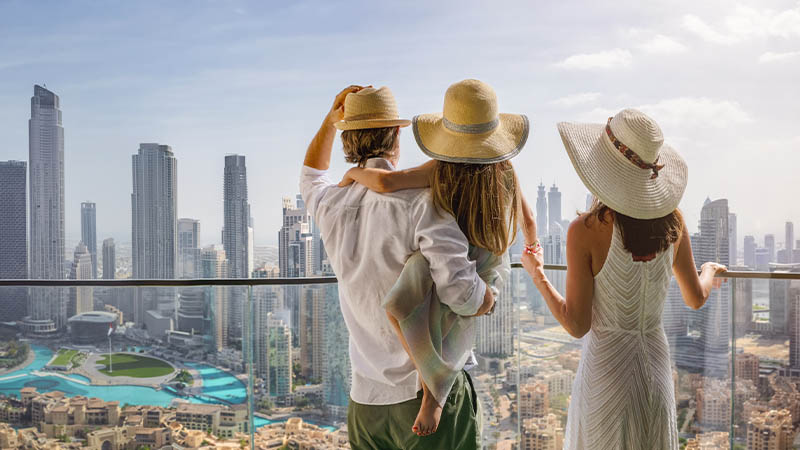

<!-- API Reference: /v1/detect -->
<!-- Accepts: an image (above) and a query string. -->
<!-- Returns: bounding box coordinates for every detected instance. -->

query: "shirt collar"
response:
[364,158,397,171]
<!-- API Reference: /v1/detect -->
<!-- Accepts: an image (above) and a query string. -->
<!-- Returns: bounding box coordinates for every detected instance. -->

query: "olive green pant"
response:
[348,370,482,450]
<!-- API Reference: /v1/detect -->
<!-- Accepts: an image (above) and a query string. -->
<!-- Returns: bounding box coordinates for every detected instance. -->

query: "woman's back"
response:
[566,220,678,450]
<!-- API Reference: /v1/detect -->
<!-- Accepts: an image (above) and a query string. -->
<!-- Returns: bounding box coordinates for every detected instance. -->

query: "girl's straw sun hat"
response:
[334,86,411,131]
[558,108,688,220]
[413,79,529,164]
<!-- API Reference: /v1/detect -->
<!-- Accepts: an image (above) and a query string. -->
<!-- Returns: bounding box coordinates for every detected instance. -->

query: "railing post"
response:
[246,285,256,450]
[730,277,736,448]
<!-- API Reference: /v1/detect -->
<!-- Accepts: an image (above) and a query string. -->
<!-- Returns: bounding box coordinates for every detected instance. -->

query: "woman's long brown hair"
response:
[430,160,520,255]
[584,198,683,257]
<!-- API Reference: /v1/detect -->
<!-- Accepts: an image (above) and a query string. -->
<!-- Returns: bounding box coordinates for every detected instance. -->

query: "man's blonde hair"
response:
[341,127,399,167]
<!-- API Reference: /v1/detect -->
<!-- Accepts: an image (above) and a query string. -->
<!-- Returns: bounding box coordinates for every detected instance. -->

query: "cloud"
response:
[550,92,601,107]
[682,15,740,44]
[683,5,800,45]
[554,48,632,70]
[724,5,800,39]
[639,97,752,129]
[758,51,800,63]
[638,34,688,54]
[583,97,751,130]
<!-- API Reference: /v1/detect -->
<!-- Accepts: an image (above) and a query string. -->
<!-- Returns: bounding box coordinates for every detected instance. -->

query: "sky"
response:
[0,0,798,249]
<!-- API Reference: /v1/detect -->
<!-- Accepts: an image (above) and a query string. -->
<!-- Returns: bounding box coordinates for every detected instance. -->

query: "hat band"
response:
[345,111,399,121]
[606,117,665,179]
[442,117,499,134]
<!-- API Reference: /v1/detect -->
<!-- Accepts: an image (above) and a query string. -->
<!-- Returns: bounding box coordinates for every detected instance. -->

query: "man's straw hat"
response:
[558,108,688,220]
[413,79,529,164]
[334,87,411,131]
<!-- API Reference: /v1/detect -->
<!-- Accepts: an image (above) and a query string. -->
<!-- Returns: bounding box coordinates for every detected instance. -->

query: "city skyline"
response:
[1,1,798,245]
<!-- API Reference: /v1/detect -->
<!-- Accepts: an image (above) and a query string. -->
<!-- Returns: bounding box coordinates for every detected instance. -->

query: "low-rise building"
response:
[175,402,249,438]
[521,413,563,450]
[747,409,796,450]
[684,431,729,449]
[519,383,549,420]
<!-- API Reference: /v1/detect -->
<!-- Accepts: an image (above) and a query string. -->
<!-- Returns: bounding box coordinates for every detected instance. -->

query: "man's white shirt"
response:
[300,158,486,405]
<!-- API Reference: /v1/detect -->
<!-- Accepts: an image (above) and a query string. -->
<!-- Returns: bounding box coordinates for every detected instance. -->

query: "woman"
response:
[340,79,537,440]
[522,109,727,449]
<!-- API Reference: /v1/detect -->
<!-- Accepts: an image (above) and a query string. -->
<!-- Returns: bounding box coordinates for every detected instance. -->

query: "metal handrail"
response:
[0,264,797,287]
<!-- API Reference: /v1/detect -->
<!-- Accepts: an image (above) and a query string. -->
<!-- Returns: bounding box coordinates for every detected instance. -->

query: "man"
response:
[300,85,494,449]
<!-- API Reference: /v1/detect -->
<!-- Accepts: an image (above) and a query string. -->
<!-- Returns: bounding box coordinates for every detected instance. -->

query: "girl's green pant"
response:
[347,370,483,450]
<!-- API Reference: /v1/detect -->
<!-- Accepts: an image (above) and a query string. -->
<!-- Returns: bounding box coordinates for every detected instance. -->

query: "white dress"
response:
[565,223,678,450]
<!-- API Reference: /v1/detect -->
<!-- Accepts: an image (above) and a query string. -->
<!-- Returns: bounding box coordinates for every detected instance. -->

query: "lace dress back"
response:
[565,223,678,450]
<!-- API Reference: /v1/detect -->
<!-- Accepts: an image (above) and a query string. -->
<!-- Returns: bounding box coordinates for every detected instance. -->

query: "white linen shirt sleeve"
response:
[411,192,487,316]
[299,165,336,217]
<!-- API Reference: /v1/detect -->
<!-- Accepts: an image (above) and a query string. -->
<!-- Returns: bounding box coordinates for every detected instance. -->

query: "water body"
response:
[0,346,246,408]
[0,346,339,431]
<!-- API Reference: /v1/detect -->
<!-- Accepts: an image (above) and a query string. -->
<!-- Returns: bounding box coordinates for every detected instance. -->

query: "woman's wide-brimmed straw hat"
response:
[334,86,411,131]
[558,108,688,220]
[413,79,529,164]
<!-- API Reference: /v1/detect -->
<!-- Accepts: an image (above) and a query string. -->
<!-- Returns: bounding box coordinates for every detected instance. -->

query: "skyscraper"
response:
[769,263,800,336]
[787,222,795,264]
[201,245,229,351]
[744,235,756,269]
[25,85,66,335]
[176,287,207,334]
[279,195,314,278]
[322,284,350,419]
[299,286,324,381]
[536,183,548,237]
[102,238,115,280]
[266,314,292,400]
[81,202,97,278]
[476,279,514,358]
[279,195,315,339]
[69,242,94,317]
[132,143,177,279]
[788,282,800,370]
[223,155,251,344]
[223,155,251,278]
[132,143,177,325]
[0,161,28,321]
[691,198,731,375]
[177,218,200,279]
[254,288,278,380]
[728,213,737,266]
[547,184,562,237]
[765,234,776,263]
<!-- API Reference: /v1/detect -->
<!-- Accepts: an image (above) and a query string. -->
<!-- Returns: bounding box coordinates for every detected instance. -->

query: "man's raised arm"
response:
[303,85,365,170]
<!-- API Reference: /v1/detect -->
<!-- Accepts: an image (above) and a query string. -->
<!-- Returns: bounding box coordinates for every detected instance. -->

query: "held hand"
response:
[325,85,370,125]
[522,241,546,284]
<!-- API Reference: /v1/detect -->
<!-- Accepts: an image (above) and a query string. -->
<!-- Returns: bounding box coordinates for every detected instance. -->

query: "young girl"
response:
[340,79,538,438]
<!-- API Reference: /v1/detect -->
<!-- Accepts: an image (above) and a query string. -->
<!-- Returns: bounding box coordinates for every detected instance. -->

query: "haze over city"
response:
[1,0,798,246]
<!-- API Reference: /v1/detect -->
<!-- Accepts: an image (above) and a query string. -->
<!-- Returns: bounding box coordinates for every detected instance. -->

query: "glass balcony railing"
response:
[0,266,797,449]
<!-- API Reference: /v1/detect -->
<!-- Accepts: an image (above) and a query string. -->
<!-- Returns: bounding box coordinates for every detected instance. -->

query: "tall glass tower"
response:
[0,160,28,321]
[131,143,177,325]
[25,85,66,335]
[81,201,97,277]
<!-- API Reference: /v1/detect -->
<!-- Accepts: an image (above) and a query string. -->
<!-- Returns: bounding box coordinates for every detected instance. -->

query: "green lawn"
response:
[50,349,79,366]
[96,353,174,378]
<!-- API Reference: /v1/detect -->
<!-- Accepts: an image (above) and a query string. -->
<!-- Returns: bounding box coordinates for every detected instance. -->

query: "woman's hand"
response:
[701,262,727,289]
[522,241,546,284]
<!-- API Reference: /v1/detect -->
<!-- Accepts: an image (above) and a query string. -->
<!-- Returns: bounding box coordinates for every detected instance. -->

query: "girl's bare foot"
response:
[412,390,443,436]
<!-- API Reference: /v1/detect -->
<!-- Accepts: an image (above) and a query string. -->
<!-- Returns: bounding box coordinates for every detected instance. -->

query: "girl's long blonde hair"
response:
[430,160,521,255]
